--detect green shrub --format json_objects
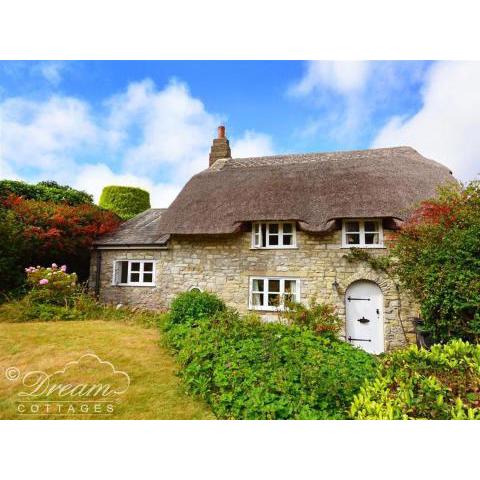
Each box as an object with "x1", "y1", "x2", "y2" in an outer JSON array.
[
  {"x1": 164, "y1": 307, "x2": 378, "y2": 419},
  {"x1": 25, "y1": 264, "x2": 79, "y2": 306},
  {"x1": 0, "y1": 179, "x2": 92, "y2": 205},
  {"x1": 279, "y1": 300, "x2": 343, "y2": 337},
  {"x1": 393, "y1": 181, "x2": 480, "y2": 343},
  {"x1": 350, "y1": 340, "x2": 480, "y2": 419},
  {"x1": 169, "y1": 290, "x2": 226, "y2": 326},
  {"x1": 0, "y1": 207, "x2": 28, "y2": 293},
  {"x1": 99, "y1": 185, "x2": 151, "y2": 220}
]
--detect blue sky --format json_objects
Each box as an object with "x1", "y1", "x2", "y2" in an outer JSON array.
[{"x1": 0, "y1": 60, "x2": 478, "y2": 206}]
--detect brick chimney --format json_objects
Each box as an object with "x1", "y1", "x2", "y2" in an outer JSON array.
[{"x1": 209, "y1": 125, "x2": 232, "y2": 167}]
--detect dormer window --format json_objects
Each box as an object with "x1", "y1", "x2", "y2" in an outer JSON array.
[
  {"x1": 342, "y1": 219, "x2": 384, "y2": 248},
  {"x1": 252, "y1": 222, "x2": 297, "y2": 249}
]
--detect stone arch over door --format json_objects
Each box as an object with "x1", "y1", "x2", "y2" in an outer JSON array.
[{"x1": 332, "y1": 269, "x2": 406, "y2": 352}]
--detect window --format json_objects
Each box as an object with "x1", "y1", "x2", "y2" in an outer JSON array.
[
  {"x1": 342, "y1": 219, "x2": 383, "y2": 248},
  {"x1": 249, "y1": 277, "x2": 300, "y2": 311},
  {"x1": 252, "y1": 222, "x2": 296, "y2": 248},
  {"x1": 188, "y1": 286, "x2": 202, "y2": 293},
  {"x1": 113, "y1": 260, "x2": 155, "y2": 286}
]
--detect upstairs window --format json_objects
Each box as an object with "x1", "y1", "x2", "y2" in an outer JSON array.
[
  {"x1": 249, "y1": 277, "x2": 300, "y2": 311},
  {"x1": 113, "y1": 260, "x2": 155, "y2": 286},
  {"x1": 342, "y1": 219, "x2": 383, "y2": 248},
  {"x1": 252, "y1": 222, "x2": 296, "y2": 248}
]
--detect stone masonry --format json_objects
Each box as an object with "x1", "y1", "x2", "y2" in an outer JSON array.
[{"x1": 90, "y1": 228, "x2": 419, "y2": 351}]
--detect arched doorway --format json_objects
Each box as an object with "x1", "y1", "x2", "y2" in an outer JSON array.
[{"x1": 345, "y1": 280, "x2": 384, "y2": 354}]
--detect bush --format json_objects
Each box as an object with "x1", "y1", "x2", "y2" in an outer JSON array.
[
  {"x1": 25, "y1": 264, "x2": 79, "y2": 306},
  {"x1": 164, "y1": 303, "x2": 378, "y2": 419},
  {"x1": 0, "y1": 207, "x2": 29, "y2": 293},
  {"x1": 169, "y1": 290, "x2": 226, "y2": 326},
  {"x1": 350, "y1": 340, "x2": 480, "y2": 420},
  {"x1": 393, "y1": 181, "x2": 480, "y2": 343},
  {"x1": 99, "y1": 185, "x2": 151, "y2": 220},
  {"x1": 0, "y1": 179, "x2": 93, "y2": 205},
  {"x1": 2, "y1": 195, "x2": 120, "y2": 283},
  {"x1": 279, "y1": 300, "x2": 343, "y2": 337}
]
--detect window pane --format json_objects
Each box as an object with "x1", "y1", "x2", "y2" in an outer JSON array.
[
  {"x1": 268, "y1": 294, "x2": 281, "y2": 307},
  {"x1": 268, "y1": 235, "x2": 279, "y2": 246},
  {"x1": 365, "y1": 233, "x2": 379, "y2": 244},
  {"x1": 143, "y1": 273, "x2": 153, "y2": 283},
  {"x1": 252, "y1": 293, "x2": 264, "y2": 307},
  {"x1": 254, "y1": 223, "x2": 260, "y2": 234},
  {"x1": 364, "y1": 221, "x2": 378, "y2": 232},
  {"x1": 345, "y1": 221, "x2": 360, "y2": 232},
  {"x1": 252, "y1": 279, "x2": 264, "y2": 292},
  {"x1": 143, "y1": 262, "x2": 153, "y2": 272},
  {"x1": 283, "y1": 223, "x2": 293, "y2": 233},
  {"x1": 284, "y1": 280, "x2": 296, "y2": 293},
  {"x1": 131, "y1": 262, "x2": 140, "y2": 272},
  {"x1": 268, "y1": 279, "x2": 280, "y2": 292},
  {"x1": 346, "y1": 233, "x2": 360, "y2": 245},
  {"x1": 283, "y1": 234, "x2": 292, "y2": 245},
  {"x1": 261, "y1": 224, "x2": 267, "y2": 247},
  {"x1": 130, "y1": 272, "x2": 140, "y2": 282},
  {"x1": 269, "y1": 223, "x2": 279, "y2": 234},
  {"x1": 120, "y1": 261, "x2": 128, "y2": 284}
]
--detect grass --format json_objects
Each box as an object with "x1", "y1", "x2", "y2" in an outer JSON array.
[{"x1": 0, "y1": 320, "x2": 214, "y2": 419}]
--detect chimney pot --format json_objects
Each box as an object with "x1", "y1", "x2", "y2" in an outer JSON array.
[{"x1": 218, "y1": 125, "x2": 226, "y2": 139}]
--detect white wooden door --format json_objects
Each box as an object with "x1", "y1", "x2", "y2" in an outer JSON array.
[{"x1": 345, "y1": 281, "x2": 384, "y2": 354}]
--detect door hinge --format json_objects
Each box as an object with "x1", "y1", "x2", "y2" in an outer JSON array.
[
  {"x1": 348, "y1": 336, "x2": 371, "y2": 342},
  {"x1": 347, "y1": 296, "x2": 371, "y2": 301}
]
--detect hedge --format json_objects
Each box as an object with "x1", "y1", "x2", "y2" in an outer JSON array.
[{"x1": 99, "y1": 185, "x2": 151, "y2": 220}]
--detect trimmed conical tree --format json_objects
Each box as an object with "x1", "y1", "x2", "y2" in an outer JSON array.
[{"x1": 99, "y1": 186, "x2": 151, "y2": 220}]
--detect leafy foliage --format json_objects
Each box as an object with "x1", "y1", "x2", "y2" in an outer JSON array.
[
  {"x1": 393, "y1": 181, "x2": 480, "y2": 343},
  {"x1": 1, "y1": 195, "x2": 120, "y2": 287},
  {"x1": 164, "y1": 294, "x2": 378, "y2": 419},
  {"x1": 0, "y1": 208, "x2": 29, "y2": 293},
  {"x1": 279, "y1": 299, "x2": 343, "y2": 336},
  {"x1": 0, "y1": 179, "x2": 93, "y2": 205},
  {"x1": 25, "y1": 264, "x2": 79, "y2": 306},
  {"x1": 350, "y1": 340, "x2": 480, "y2": 419},
  {"x1": 99, "y1": 185, "x2": 151, "y2": 220},
  {"x1": 169, "y1": 290, "x2": 226, "y2": 326}
]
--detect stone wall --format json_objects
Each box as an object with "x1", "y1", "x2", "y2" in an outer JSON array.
[{"x1": 90, "y1": 229, "x2": 419, "y2": 350}]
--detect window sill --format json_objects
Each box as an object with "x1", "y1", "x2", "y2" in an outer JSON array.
[
  {"x1": 113, "y1": 284, "x2": 156, "y2": 287},
  {"x1": 249, "y1": 307, "x2": 286, "y2": 312},
  {"x1": 341, "y1": 245, "x2": 386, "y2": 249},
  {"x1": 250, "y1": 246, "x2": 298, "y2": 250}
]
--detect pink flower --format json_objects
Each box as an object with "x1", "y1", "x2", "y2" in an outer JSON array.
[
  {"x1": 39, "y1": 279, "x2": 49, "y2": 285},
  {"x1": 51, "y1": 263, "x2": 58, "y2": 269},
  {"x1": 60, "y1": 265, "x2": 67, "y2": 272}
]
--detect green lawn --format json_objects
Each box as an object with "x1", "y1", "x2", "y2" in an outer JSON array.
[{"x1": 0, "y1": 320, "x2": 214, "y2": 419}]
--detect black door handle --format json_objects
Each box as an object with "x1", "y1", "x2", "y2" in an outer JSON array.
[{"x1": 357, "y1": 316, "x2": 370, "y2": 324}]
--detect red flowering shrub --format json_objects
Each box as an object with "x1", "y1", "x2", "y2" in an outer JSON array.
[
  {"x1": 0, "y1": 195, "x2": 120, "y2": 290},
  {"x1": 394, "y1": 181, "x2": 480, "y2": 343}
]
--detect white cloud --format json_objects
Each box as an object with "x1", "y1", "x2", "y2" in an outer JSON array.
[
  {"x1": 372, "y1": 61, "x2": 480, "y2": 181},
  {"x1": 0, "y1": 78, "x2": 275, "y2": 208},
  {"x1": 37, "y1": 61, "x2": 66, "y2": 86},
  {"x1": 231, "y1": 130, "x2": 275, "y2": 158},
  {"x1": 290, "y1": 61, "x2": 370, "y2": 96},
  {"x1": 0, "y1": 95, "x2": 98, "y2": 171}
]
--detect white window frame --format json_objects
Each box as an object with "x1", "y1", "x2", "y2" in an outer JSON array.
[
  {"x1": 251, "y1": 222, "x2": 297, "y2": 249},
  {"x1": 341, "y1": 219, "x2": 384, "y2": 248},
  {"x1": 248, "y1": 276, "x2": 301, "y2": 311},
  {"x1": 112, "y1": 260, "x2": 156, "y2": 286}
]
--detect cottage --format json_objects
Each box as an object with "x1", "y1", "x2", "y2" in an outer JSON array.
[{"x1": 90, "y1": 126, "x2": 455, "y2": 353}]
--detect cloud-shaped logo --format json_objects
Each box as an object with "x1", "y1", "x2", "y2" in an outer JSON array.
[{"x1": 18, "y1": 353, "x2": 130, "y2": 400}]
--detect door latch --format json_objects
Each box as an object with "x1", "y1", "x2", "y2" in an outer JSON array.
[
  {"x1": 348, "y1": 336, "x2": 371, "y2": 342},
  {"x1": 357, "y1": 316, "x2": 370, "y2": 324}
]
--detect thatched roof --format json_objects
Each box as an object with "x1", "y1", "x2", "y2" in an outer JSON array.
[
  {"x1": 94, "y1": 208, "x2": 169, "y2": 246},
  {"x1": 156, "y1": 146, "x2": 455, "y2": 235}
]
